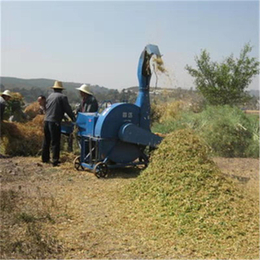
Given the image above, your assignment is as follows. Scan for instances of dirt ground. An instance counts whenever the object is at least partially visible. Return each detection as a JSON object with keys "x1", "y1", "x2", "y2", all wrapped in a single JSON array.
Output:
[
  {"x1": 213, "y1": 157, "x2": 259, "y2": 199},
  {"x1": 0, "y1": 155, "x2": 259, "y2": 259}
]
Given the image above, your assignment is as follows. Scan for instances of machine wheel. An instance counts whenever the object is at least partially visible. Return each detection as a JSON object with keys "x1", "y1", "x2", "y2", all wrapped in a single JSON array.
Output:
[
  {"x1": 94, "y1": 162, "x2": 108, "y2": 178},
  {"x1": 73, "y1": 156, "x2": 84, "y2": 171},
  {"x1": 139, "y1": 156, "x2": 148, "y2": 169}
]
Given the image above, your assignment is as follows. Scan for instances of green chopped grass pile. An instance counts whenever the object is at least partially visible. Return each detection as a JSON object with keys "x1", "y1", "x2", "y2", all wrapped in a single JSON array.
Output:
[{"x1": 120, "y1": 129, "x2": 259, "y2": 258}]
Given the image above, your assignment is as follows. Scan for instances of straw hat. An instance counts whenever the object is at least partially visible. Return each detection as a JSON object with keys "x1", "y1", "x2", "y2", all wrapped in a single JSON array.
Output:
[
  {"x1": 76, "y1": 84, "x2": 93, "y2": 95},
  {"x1": 1, "y1": 90, "x2": 12, "y2": 97},
  {"x1": 51, "y1": 81, "x2": 64, "y2": 89}
]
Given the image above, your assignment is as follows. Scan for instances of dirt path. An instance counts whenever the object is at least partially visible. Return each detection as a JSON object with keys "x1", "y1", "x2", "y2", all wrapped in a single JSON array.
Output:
[
  {"x1": 1, "y1": 156, "x2": 259, "y2": 259},
  {"x1": 51, "y1": 170, "x2": 145, "y2": 259}
]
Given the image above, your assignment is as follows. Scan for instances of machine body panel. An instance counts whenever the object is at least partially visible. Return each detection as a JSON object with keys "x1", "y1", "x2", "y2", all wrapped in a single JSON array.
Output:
[
  {"x1": 94, "y1": 103, "x2": 140, "y2": 138},
  {"x1": 76, "y1": 112, "x2": 99, "y2": 136},
  {"x1": 118, "y1": 123, "x2": 162, "y2": 147}
]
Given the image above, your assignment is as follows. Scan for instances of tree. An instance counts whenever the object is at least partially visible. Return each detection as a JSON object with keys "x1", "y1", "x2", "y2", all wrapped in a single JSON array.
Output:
[{"x1": 185, "y1": 43, "x2": 259, "y2": 106}]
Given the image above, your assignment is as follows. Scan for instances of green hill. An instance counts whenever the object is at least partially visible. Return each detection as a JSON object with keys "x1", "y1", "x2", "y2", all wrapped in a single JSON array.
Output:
[
  {"x1": 0, "y1": 77, "x2": 114, "y2": 103},
  {"x1": 0, "y1": 76, "x2": 109, "y2": 93}
]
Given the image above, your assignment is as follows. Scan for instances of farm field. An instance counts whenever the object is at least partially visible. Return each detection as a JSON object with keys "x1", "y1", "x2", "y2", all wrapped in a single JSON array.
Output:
[{"x1": 0, "y1": 154, "x2": 259, "y2": 259}]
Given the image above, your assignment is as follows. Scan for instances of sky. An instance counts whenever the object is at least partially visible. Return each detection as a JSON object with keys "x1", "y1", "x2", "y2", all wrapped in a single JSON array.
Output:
[{"x1": 1, "y1": 0, "x2": 259, "y2": 90}]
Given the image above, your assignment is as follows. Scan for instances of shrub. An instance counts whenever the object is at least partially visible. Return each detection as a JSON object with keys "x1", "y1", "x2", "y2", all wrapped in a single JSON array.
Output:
[
  {"x1": 152, "y1": 105, "x2": 259, "y2": 158},
  {"x1": 198, "y1": 106, "x2": 256, "y2": 157}
]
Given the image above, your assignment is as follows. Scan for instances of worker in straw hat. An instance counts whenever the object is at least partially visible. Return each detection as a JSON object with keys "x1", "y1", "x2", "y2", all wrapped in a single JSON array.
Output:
[
  {"x1": 76, "y1": 84, "x2": 98, "y2": 114},
  {"x1": 42, "y1": 81, "x2": 75, "y2": 167},
  {"x1": 0, "y1": 90, "x2": 12, "y2": 121}
]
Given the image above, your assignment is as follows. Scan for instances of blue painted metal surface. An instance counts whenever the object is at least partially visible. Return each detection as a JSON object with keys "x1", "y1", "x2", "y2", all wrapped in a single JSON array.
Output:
[
  {"x1": 118, "y1": 123, "x2": 162, "y2": 148},
  {"x1": 94, "y1": 103, "x2": 140, "y2": 138},
  {"x1": 61, "y1": 122, "x2": 74, "y2": 135},
  {"x1": 135, "y1": 44, "x2": 161, "y2": 131},
  {"x1": 76, "y1": 112, "x2": 99, "y2": 136}
]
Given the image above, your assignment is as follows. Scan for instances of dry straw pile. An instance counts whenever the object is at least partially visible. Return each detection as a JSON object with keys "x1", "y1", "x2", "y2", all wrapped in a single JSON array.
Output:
[
  {"x1": 0, "y1": 115, "x2": 44, "y2": 156},
  {"x1": 120, "y1": 129, "x2": 259, "y2": 258},
  {"x1": 24, "y1": 102, "x2": 41, "y2": 119}
]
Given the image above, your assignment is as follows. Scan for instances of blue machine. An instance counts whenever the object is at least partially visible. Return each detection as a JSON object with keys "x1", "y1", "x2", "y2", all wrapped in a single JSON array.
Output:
[{"x1": 74, "y1": 44, "x2": 163, "y2": 177}]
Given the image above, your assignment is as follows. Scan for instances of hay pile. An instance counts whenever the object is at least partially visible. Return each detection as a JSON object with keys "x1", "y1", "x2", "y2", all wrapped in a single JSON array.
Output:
[
  {"x1": 0, "y1": 115, "x2": 44, "y2": 156},
  {"x1": 24, "y1": 102, "x2": 41, "y2": 119},
  {"x1": 121, "y1": 129, "x2": 259, "y2": 258},
  {"x1": 31, "y1": 114, "x2": 45, "y2": 125}
]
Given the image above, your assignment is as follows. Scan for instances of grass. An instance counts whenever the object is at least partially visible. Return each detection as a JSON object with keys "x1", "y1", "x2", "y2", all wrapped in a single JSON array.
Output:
[{"x1": 0, "y1": 184, "x2": 64, "y2": 259}]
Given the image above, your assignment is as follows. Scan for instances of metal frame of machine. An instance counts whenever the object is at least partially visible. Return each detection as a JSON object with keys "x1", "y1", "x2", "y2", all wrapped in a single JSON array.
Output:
[
  {"x1": 73, "y1": 134, "x2": 150, "y2": 178},
  {"x1": 71, "y1": 44, "x2": 163, "y2": 178}
]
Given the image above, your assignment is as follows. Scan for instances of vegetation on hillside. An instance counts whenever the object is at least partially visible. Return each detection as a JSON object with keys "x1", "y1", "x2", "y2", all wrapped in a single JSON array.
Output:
[{"x1": 1, "y1": 76, "x2": 259, "y2": 110}]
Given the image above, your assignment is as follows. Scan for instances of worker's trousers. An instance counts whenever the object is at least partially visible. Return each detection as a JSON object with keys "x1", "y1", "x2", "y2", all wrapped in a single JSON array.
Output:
[{"x1": 42, "y1": 121, "x2": 61, "y2": 164}]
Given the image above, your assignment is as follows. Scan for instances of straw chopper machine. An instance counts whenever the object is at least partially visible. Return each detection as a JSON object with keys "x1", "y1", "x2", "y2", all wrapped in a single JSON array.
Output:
[{"x1": 74, "y1": 44, "x2": 163, "y2": 177}]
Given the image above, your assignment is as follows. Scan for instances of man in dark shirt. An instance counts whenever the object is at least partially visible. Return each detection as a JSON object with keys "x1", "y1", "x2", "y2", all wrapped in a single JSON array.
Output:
[
  {"x1": 42, "y1": 81, "x2": 75, "y2": 166},
  {"x1": 76, "y1": 84, "x2": 98, "y2": 113}
]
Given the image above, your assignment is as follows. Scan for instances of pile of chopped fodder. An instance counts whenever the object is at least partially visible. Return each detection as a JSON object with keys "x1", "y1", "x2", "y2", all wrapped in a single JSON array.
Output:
[
  {"x1": 0, "y1": 115, "x2": 44, "y2": 156},
  {"x1": 24, "y1": 102, "x2": 40, "y2": 119},
  {"x1": 120, "y1": 129, "x2": 259, "y2": 259}
]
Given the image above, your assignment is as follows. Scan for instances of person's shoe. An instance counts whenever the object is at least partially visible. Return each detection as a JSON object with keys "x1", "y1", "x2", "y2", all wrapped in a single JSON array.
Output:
[
  {"x1": 42, "y1": 160, "x2": 50, "y2": 163},
  {"x1": 52, "y1": 161, "x2": 60, "y2": 167}
]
